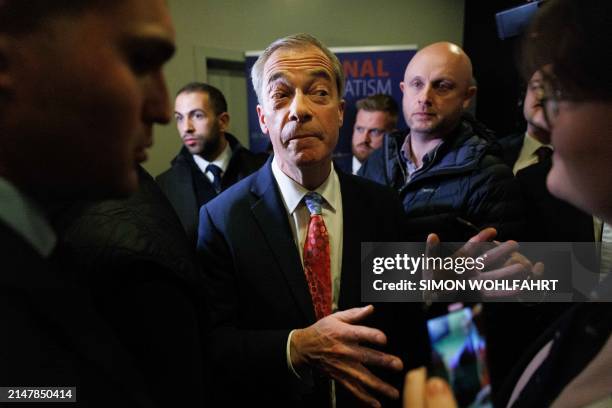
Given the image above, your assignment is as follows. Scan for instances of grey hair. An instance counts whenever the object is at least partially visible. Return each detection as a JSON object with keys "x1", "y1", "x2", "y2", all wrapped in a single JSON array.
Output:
[{"x1": 250, "y1": 33, "x2": 345, "y2": 105}]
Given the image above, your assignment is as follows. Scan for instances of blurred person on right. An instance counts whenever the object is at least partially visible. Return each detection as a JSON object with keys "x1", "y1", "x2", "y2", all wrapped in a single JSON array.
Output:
[
  {"x1": 498, "y1": 70, "x2": 594, "y2": 242},
  {"x1": 351, "y1": 94, "x2": 399, "y2": 174},
  {"x1": 486, "y1": 69, "x2": 599, "y2": 393},
  {"x1": 404, "y1": 0, "x2": 612, "y2": 407}
]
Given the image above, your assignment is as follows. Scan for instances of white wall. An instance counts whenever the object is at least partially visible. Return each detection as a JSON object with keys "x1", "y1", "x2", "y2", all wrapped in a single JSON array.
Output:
[{"x1": 145, "y1": 0, "x2": 465, "y2": 176}]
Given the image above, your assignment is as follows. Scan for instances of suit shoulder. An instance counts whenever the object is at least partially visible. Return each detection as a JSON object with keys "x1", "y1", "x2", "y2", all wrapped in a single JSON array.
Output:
[
  {"x1": 155, "y1": 165, "x2": 183, "y2": 188},
  {"x1": 201, "y1": 171, "x2": 258, "y2": 215},
  {"x1": 496, "y1": 133, "x2": 524, "y2": 150},
  {"x1": 155, "y1": 167, "x2": 173, "y2": 183},
  {"x1": 358, "y1": 144, "x2": 386, "y2": 175},
  {"x1": 341, "y1": 172, "x2": 401, "y2": 204},
  {"x1": 479, "y1": 151, "x2": 515, "y2": 178}
]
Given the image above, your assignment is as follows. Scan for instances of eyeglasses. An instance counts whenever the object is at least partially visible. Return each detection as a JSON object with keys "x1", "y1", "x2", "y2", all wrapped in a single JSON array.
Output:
[{"x1": 534, "y1": 80, "x2": 563, "y2": 129}]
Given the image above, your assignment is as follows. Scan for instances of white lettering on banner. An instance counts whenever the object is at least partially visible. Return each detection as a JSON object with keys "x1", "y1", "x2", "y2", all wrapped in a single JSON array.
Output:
[{"x1": 344, "y1": 79, "x2": 392, "y2": 98}]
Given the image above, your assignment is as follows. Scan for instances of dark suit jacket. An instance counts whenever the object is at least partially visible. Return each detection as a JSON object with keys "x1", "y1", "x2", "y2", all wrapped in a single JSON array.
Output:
[
  {"x1": 0, "y1": 222, "x2": 155, "y2": 407},
  {"x1": 497, "y1": 133, "x2": 594, "y2": 242},
  {"x1": 495, "y1": 302, "x2": 612, "y2": 407},
  {"x1": 156, "y1": 133, "x2": 267, "y2": 244},
  {"x1": 197, "y1": 159, "x2": 430, "y2": 407},
  {"x1": 52, "y1": 167, "x2": 207, "y2": 407}
]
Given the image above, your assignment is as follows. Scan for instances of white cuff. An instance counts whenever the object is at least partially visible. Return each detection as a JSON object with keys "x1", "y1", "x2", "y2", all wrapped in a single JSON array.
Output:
[{"x1": 286, "y1": 329, "x2": 302, "y2": 379}]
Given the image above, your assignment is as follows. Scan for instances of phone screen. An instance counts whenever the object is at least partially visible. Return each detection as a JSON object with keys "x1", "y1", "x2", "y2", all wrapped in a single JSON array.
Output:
[{"x1": 427, "y1": 304, "x2": 492, "y2": 408}]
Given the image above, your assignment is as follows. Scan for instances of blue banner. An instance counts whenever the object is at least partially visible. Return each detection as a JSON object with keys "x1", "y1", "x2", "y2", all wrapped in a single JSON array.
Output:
[{"x1": 245, "y1": 45, "x2": 417, "y2": 173}]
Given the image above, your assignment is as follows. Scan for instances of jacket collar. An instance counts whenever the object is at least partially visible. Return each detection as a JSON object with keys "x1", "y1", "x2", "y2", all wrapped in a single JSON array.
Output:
[
  {"x1": 386, "y1": 118, "x2": 494, "y2": 188},
  {"x1": 172, "y1": 132, "x2": 243, "y2": 166}
]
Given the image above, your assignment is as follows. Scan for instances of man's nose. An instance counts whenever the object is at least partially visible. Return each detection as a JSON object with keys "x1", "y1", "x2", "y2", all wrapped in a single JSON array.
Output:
[
  {"x1": 417, "y1": 83, "x2": 434, "y2": 106},
  {"x1": 144, "y1": 71, "x2": 172, "y2": 125},
  {"x1": 288, "y1": 91, "x2": 312, "y2": 123},
  {"x1": 184, "y1": 117, "x2": 194, "y2": 133}
]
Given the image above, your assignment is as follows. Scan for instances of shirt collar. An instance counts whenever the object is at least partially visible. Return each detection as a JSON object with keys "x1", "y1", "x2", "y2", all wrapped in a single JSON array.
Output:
[
  {"x1": 352, "y1": 156, "x2": 362, "y2": 175},
  {"x1": 271, "y1": 156, "x2": 340, "y2": 216},
  {"x1": 0, "y1": 177, "x2": 57, "y2": 257},
  {"x1": 400, "y1": 133, "x2": 444, "y2": 178},
  {"x1": 524, "y1": 131, "x2": 554, "y2": 157},
  {"x1": 192, "y1": 138, "x2": 233, "y2": 174}
]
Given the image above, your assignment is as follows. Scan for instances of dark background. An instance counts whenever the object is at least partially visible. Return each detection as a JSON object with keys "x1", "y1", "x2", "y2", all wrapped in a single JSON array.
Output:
[{"x1": 463, "y1": 0, "x2": 535, "y2": 138}]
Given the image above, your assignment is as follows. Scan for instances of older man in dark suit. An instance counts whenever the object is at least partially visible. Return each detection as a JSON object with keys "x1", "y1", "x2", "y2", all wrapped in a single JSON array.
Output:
[{"x1": 198, "y1": 33, "x2": 429, "y2": 408}]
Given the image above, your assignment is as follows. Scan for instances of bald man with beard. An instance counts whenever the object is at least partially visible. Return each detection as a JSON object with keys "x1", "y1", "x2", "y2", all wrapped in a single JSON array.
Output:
[{"x1": 359, "y1": 42, "x2": 525, "y2": 242}]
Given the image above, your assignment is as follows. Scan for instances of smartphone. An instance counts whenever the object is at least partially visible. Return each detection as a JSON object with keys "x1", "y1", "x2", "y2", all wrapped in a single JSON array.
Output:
[{"x1": 427, "y1": 303, "x2": 492, "y2": 408}]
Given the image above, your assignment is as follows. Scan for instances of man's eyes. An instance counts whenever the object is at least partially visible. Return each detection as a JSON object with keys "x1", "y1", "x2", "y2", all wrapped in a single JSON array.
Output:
[
  {"x1": 355, "y1": 127, "x2": 384, "y2": 136},
  {"x1": 271, "y1": 91, "x2": 289, "y2": 100},
  {"x1": 124, "y1": 37, "x2": 175, "y2": 75},
  {"x1": 435, "y1": 82, "x2": 454, "y2": 91},
  {"x1": 409, "y1": 80, "x2": 454, "y2": 93},
  {"x1": 410, "y1": 80, "x2": 424, "y2": 89},
  {"x1": 127, "y1": 48, "x2": 170, "y2": 75}
]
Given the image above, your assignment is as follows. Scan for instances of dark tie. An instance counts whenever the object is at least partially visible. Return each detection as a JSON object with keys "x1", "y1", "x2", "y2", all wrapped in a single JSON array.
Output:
[
  {"x1": 302, "y1": 192, "x2": 332, "y2": 320},
  {"x1": 535, "y1": 146, "x2": 553, "y2": 163},
  {"x1": 205, "y1": 164, "x2": 223, "y2": 194}
]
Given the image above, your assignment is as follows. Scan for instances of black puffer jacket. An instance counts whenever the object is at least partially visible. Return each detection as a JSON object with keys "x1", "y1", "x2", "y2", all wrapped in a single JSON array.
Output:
[
  {"x1": 359, "y1": 117, "x2": 525, "y2": 241},
  {"x1": 53, "y1": 166, "x2": 208, "y2": 407}
]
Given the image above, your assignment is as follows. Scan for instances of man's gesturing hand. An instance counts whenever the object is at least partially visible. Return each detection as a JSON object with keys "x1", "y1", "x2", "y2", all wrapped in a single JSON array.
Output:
[{"x1": 290, "y1": 305, "x2": 403, "y2": 408}]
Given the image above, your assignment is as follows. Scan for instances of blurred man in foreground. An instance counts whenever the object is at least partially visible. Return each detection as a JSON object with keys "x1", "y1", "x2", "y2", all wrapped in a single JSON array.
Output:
[{"x1": 0, "y1": 1, "x2": 207, "y2": 406}]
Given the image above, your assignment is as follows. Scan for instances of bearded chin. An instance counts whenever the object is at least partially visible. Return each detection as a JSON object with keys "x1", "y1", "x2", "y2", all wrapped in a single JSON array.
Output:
[{"x1": 201, "y1": 136, "x2": 222, "y2": 156}]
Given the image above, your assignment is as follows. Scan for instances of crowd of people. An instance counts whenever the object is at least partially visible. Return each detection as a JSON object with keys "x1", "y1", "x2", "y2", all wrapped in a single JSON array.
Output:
[{"x1": 1, "y1": 0, "x2": 611, "y2": 406}]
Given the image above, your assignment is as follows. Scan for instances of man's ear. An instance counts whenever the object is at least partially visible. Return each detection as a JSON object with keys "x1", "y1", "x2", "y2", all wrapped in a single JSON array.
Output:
[
  {"x1": 256, "y1": 105, "x2": 269, "y2": 134},
  {"x1": 338, "y1": 99, "x2": 345, "y2": 127},
  {"x1": 463, "y1": 86, "x2": 477, "y2": 109},
  {"x1": 217, "y1": 112, "x2": 230, "y2": 133},
  {"x1": 400, "y1": 81, "x2": 405, "y2": 94}
]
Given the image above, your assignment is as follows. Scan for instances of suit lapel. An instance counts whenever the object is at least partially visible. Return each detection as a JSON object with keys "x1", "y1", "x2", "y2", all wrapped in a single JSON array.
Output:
[
  {"x1": 249, "y1": 162, "x2": 316, "y2": 323},
  {"x1": 499, "y1": 133, "x2": 523, "y2": 168},
  {"x1": 170, "y1": 158, "x2": 200, "y2": 240}
]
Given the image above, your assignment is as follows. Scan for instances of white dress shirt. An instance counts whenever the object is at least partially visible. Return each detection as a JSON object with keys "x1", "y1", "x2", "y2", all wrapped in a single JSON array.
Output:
[
  {"x1": 0, "y1": 177, "x2": 56, "y2": 257},
  {"x1": 192, "y1": 140, "x2": 232, "y2": 183},
  {"x1": 513, "y1": 132, "x2": 554, "y2": 175}
]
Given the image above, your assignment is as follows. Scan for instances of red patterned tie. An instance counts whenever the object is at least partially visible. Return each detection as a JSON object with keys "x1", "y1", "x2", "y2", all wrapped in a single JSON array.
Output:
[{"x1": 303, "y1": 192, "x2": 332, "y2": 320}]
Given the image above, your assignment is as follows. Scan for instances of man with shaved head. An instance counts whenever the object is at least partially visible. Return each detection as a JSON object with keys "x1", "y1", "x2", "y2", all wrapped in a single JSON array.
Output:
[{"x1": 360, "y1": 42, "x2": 524, "y2": 241}]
